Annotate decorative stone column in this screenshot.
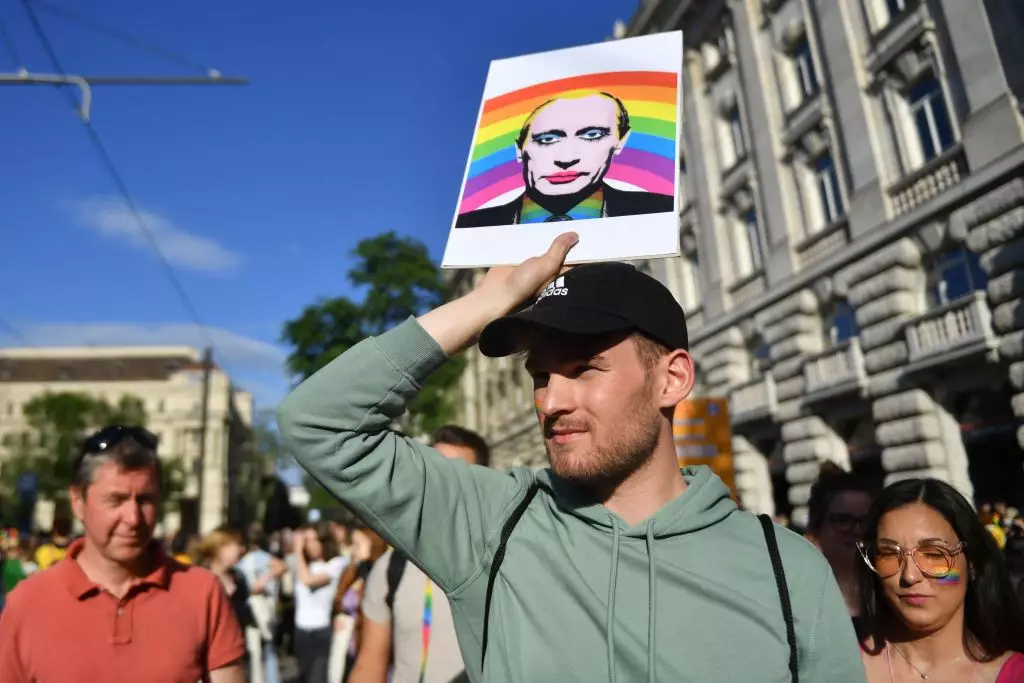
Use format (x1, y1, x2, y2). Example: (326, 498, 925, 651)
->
(732, 434, 774, 514)
(837, 237, 973, 497)
(692, 326, 771, 508)
(756, 289, 832, 527)
(780, 416, 848, 527)
(953, 178, 1024, 447)
(757, 289, 823, 408)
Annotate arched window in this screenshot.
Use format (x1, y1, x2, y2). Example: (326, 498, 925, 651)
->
(748, 334, 771, 379)
(824, 299, 859, 345)
(926, 247, 988, 308)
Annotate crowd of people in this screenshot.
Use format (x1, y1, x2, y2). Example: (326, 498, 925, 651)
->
(274, 234, 1024, 682)
(1, 234, 1024, 682)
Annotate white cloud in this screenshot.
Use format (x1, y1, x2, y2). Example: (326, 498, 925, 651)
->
(5, 322, 291, 408)
(66, 198, 243, 274)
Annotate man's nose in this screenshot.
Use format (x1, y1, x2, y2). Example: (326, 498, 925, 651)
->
(540, 375, 576, 415)
(122, 501, 141, 527)
(554, 158, 580, 170)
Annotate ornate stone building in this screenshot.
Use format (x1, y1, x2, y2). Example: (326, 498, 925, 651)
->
(454, 0, 1024, 526)
(0, 345, 254, 534)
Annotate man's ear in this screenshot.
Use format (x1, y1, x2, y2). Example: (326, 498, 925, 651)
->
(70, 485, 86, 522)
(659, 349, 694, 409)
(613, 129, 631, 155)
(516, 145, 525, 164)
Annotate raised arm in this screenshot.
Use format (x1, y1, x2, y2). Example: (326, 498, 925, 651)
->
(277, 233, 579, 592)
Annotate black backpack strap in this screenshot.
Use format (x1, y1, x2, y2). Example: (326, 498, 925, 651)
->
(481, 485, 538, 668)
(758, 514, 798, 683)
(385, 550, 406, 612)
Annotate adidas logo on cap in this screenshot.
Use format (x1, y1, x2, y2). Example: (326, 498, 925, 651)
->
(537, 276, 568, 302)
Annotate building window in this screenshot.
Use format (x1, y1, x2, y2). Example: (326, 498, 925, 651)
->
(731, 209, 763, 279)
(793, 37, 819, 103)
(867, 0, 909, 31)
(827, 300, 860, 345)
(679, 251, 701, 311)
(679, 153, 688, 208)
(744, 209, 763, 273)
(815, 154, 844, 226)
(887, 0, 908, 18)
(750, 336, 772, 379)
(729, 108, 747, 160)
(927, 248, 988, 307)
(716, 105, 746, 171)
(692, 364, 706, 397)
(703, 27, 733, 75)
(906, 76, 955, 167)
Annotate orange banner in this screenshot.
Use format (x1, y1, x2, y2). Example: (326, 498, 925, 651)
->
(673, 398, 736, 495)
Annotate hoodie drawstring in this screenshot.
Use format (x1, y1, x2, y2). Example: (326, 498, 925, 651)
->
(645, 520, 657, 683)
(605, 519, 659, 683)
(606, 519, 621, 683)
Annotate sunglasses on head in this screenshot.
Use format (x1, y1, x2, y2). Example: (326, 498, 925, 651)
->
(81, 425, 159, 457)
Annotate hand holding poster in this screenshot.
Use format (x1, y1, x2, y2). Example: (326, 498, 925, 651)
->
(442, 31, 683, 268)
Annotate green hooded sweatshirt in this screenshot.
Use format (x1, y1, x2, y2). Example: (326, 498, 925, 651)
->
(278, 318, 866, 683)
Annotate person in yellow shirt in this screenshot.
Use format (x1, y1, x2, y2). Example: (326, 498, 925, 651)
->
(34, 517, 71, 570)
(169, 529, 195, 565)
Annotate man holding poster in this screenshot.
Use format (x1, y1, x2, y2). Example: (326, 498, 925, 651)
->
(278, 233, 866, 682)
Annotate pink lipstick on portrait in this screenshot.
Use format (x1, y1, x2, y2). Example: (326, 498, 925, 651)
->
(543, 171, 585, 184)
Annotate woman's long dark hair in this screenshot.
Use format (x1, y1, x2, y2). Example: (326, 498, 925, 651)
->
(858, 478, 1024, 659)
(302, 522, 338, 563)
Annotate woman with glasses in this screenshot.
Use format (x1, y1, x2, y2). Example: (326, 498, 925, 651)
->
(856, 478, 1024, 682)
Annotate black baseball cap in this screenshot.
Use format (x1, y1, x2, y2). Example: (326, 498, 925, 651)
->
(478, 262, 688, 358)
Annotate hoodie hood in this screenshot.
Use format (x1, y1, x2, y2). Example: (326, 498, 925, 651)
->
(535, 465, 738, 537)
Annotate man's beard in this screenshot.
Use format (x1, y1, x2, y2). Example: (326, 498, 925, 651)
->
(543, 385, 662, 490)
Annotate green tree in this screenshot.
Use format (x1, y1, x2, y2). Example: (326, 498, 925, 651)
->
(282, 231, 466, 436)
(0, 392, 185, 510)
(3, 392, 149, 499)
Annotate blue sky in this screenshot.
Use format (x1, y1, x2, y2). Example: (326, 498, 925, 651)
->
(0, 0, 636, 414)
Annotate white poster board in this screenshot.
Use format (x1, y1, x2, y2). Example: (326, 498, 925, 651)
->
(441, 31, 683, 269)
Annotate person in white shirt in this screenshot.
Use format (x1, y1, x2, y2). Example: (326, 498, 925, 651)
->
(293, 523, 348, 683)
(239, 524, 288, 683)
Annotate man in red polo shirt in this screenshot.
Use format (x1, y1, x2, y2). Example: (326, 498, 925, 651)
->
(0, 425, 246, 683)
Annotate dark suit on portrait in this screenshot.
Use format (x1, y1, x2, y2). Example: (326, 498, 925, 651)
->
(455, 183, 674, 228)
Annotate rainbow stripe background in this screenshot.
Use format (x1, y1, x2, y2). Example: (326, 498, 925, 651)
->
(458, 70, 678, 215)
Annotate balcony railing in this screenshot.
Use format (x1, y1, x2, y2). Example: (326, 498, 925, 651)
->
(889, 145, 968, 217)
(905, 291, 997, 364)
(730, 374, 777, 425)
(803, 338, 867, 400)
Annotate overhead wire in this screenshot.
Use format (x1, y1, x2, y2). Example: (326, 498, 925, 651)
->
(26, 0, 215, 74)
(17, 0, 231, 374)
